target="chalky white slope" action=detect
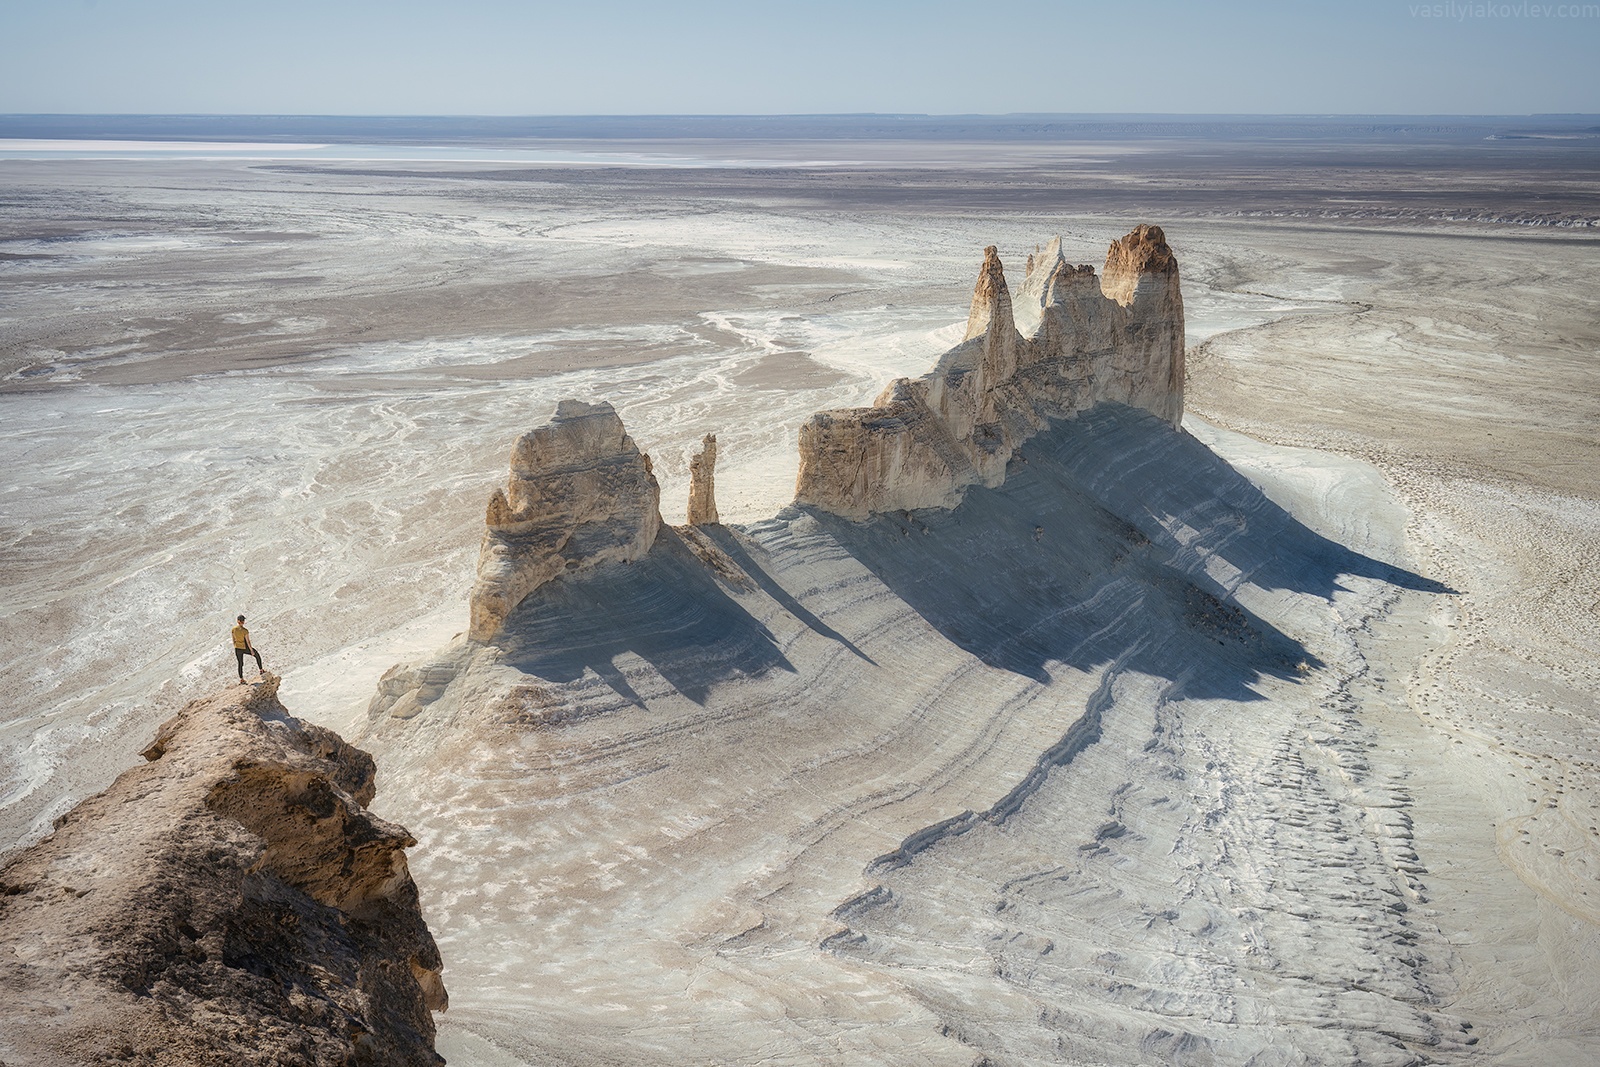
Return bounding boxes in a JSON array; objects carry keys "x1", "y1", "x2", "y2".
[{"x1": 358, "y1": 237, "x2": 1470, "y2": 1066}]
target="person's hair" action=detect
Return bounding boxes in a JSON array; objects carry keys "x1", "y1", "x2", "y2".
[{"x1": 237, "y1": 615, "x2": 245, "y2": 622}]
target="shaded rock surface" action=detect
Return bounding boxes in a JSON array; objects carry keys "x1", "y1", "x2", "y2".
[
  {"x1": 468, "y1": 398, "x2": 662, "y2": 642},
  {"x1": 795, "y1": 225, "x2": 1184, "y2": 518},
  {"x1": 0, "y1": 676, "x2": 446, "y2": 1067}
]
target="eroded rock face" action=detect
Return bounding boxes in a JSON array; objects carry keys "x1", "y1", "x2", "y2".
[
  {"x1": 0, "y1": 676, "x2": 446, "y2": 1067},
  {"x1": 687, "y1": 433, "x2": 720, "y2": 526},
  {"x1": 795, "y1": 225, "x2": 1185, "y2": 519},
  {"x1": 1099, "y1": 223, "x2": 1185, "y2": 419},
  {"x1": 469, "y1": 398, "x2": 663, "y2": 641}
]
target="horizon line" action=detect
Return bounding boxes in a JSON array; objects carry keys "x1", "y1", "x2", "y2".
[{"x1": 4, "y1": 111, "x2": 1600, "y2": 121}]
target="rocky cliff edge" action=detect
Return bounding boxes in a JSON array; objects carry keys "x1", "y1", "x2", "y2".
[{"x1": 0, "y1": 676, "x2": 447, "y2": 1067}]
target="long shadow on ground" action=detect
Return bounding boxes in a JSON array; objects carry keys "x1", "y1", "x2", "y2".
[
  {"x1": 499, "y1": 528, "x2": 795, "y2": 705},
  {"x1": 498, "y1": 405, "x2": 1453, "y2": 708},
  {"x1": 800, "y1": 405, "x2": 1454, "y2": 698}
]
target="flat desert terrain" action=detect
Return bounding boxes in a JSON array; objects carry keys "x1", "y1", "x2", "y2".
[{"x1": 2, "y1": 120, "x2": 1597, "y2": 1064}]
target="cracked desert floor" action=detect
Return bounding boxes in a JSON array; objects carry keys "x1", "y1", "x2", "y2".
[{"x1": 2, "y1": 124, "x2": 1598, "y2": 1065}]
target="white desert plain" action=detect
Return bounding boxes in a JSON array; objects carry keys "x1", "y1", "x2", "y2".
[{"x1": 1, "y1": 116, "x2": 1598, "y2": 1066}]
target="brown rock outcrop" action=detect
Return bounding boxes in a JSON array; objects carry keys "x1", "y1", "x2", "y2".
[
  {"x1": 469, "y1": 399, "x2": 663, "y2": 641},
  {"x1": 0, "y1": 676, "x2": 446, "y2": 1067},
  {"x1": 687, "y1": 433, "x2": 720, "y2": 526},
  {"x1": 794, "y1": 225, "x2": 1185, "y2": 519}
]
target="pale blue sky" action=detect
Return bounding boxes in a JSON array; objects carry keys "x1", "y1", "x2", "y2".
[{"x1": 1, "y1": 0, "x2": 1595, "y2": 115}]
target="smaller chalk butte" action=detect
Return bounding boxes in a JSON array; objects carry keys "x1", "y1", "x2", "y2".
[
  {"x1": 470, "y1": 398, "x2": 663, "y2": 642},
  {"x1": 795, "y1": 226, "x2": 1185, "y2": 520},
  {"x1": 0, "y1": 675, "x2": 446, "y2": 1067}
]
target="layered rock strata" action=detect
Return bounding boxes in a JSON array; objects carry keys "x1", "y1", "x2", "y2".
[
  {"x1": 469, "y1": 398, "x2": 663, "y2": 641},
  {"x1": 687, "y1": 433, "x2": 720, "y2": 526},
  {"x1": 0, "y1": 676, "x2": 446, "y2": 1067},
  {"x1": 795, "y1": 224, "x2": 1184, "y2": 519}
]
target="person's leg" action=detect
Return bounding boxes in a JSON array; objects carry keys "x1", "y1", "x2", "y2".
[
  {"x1": 251, "y1": 649, "x2": 264, "y2": 676},
  {"x1": 235, "y1": 647, "x2": 246, "y2": 681}
]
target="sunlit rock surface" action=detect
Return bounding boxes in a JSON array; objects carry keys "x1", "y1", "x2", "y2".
[
  {"x1": 794, "y1": 225, "x2": 1185, "y2": 519},
  {"x1": 468, "y1": 399, "x2": 663, "y2": 642},
  {"x1": 687, "y1": 433, "x2": 720, "y2": 526},
  {"x1": 0, "y1": 676, "x2": 446, "y2": 1067}
]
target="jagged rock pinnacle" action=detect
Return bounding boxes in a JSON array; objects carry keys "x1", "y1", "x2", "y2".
[
  {"x1": 963, "y1": 245, "x2": 1012, "y2": 342},
  {"x1": 688, "y1": 433, "x2": 720, "y2": 526},
  {"x1": 795, "y1": 225, "x2": 1185, "y2": 519}
]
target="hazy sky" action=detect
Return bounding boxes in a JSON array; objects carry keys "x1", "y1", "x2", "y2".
[{"x1": 1, "y1": 0, "x2": 1596, "y2": 115}]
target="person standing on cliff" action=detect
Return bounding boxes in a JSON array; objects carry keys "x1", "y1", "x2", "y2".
[{"x1": 232, "y1": 615, "x2": 265, "y2": 684}]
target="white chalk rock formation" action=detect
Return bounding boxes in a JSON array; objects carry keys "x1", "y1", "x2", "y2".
[
  {"x1": 795, "y1": 225, "x2": 1185, "y2": 519},
  {"x1": 468, "y1": 399, "x2": 662, "y2": 642},
  {"x1": 687, "y1": 433, "x2": 720, "y2": 526}
]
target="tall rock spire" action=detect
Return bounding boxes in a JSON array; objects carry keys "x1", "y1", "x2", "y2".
[{"x1": 687, "y1": 433, "x2": 720, "y2": 526}]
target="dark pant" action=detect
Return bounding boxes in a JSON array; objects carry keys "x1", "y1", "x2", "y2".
[{"x1": 235, "y1": 646, "x2": 263, "y2": 678}]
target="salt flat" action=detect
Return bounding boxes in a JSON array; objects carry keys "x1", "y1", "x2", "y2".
[{"x1": 2, "y1": 124, "x2": 1598, "y2": 1064}]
